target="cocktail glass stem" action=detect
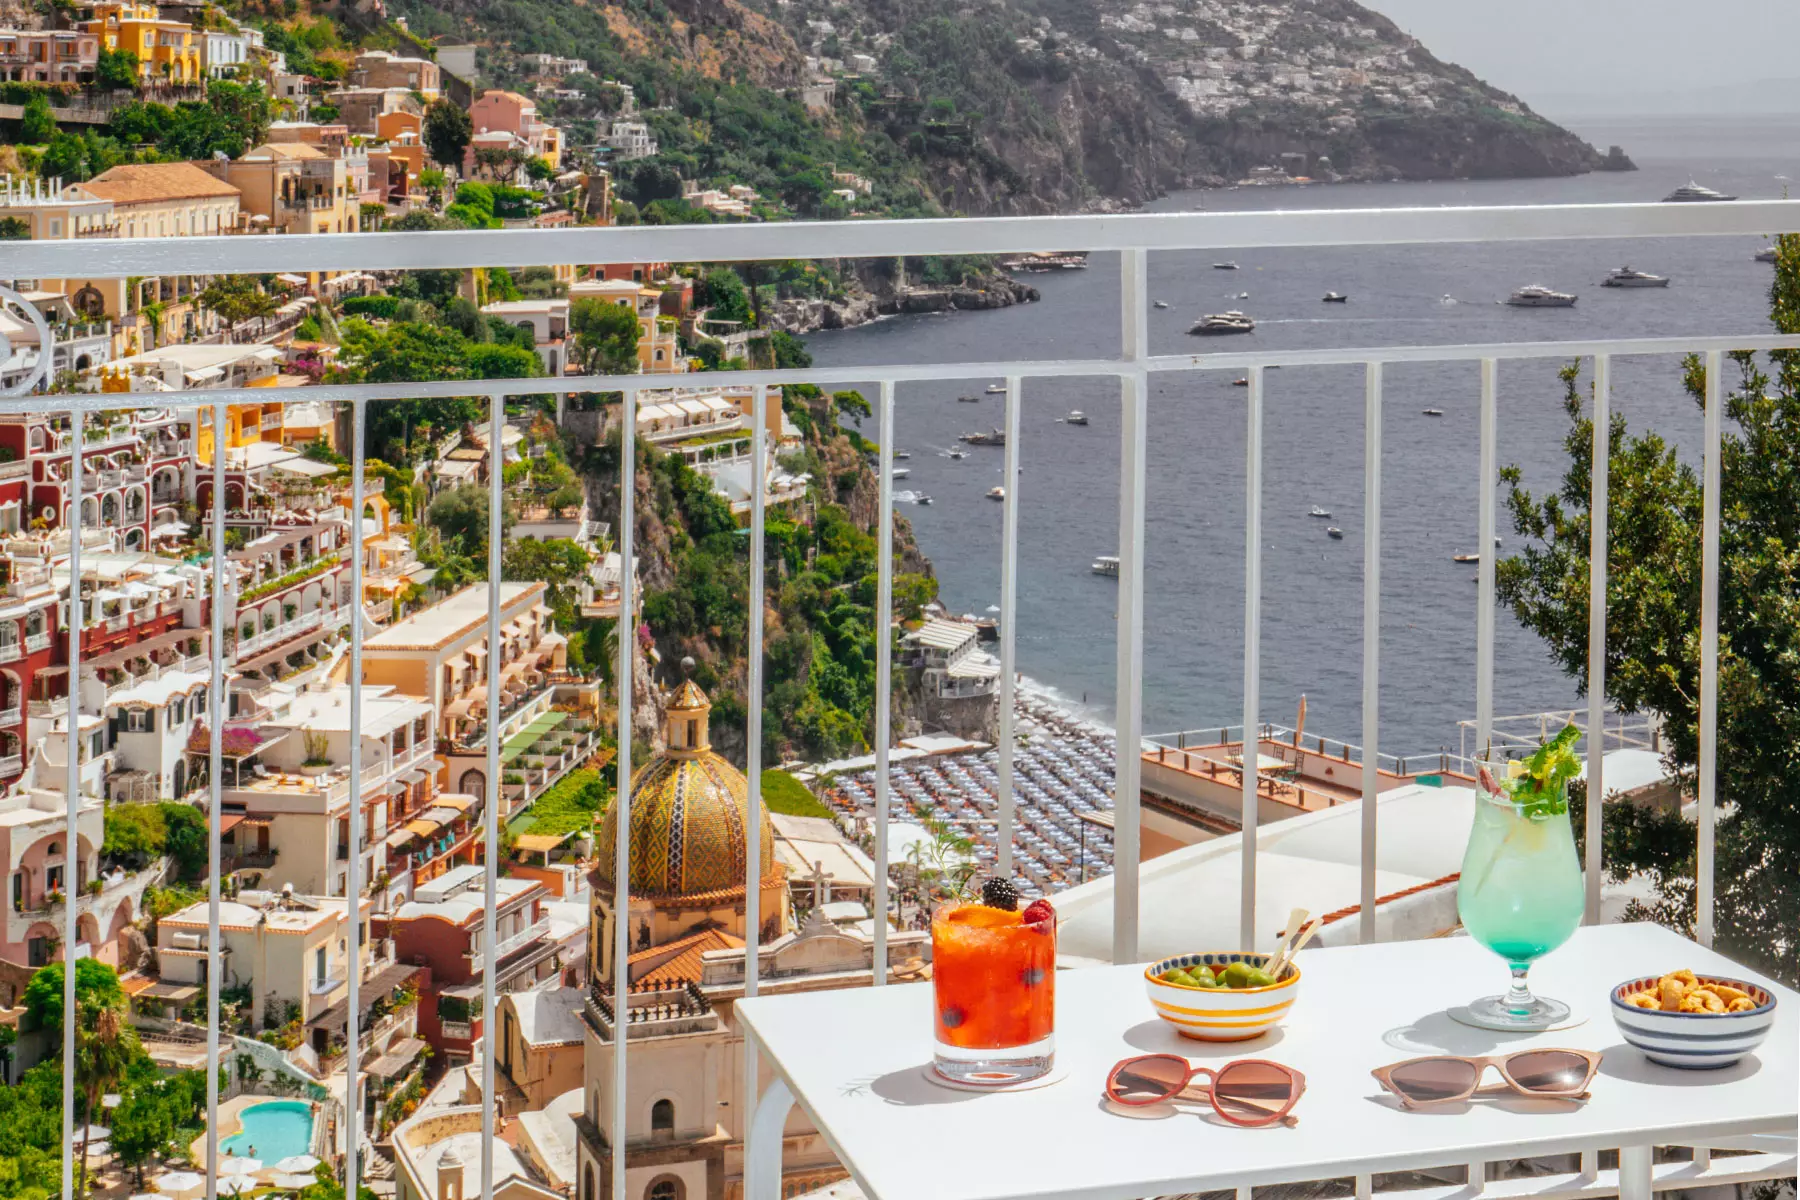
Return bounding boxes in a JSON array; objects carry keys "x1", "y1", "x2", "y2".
[{"x1": 1503, "y1": 964, "x2": 1535, "y2": 1015}]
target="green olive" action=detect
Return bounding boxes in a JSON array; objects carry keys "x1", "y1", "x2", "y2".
[
  {"x1": 1219, "y1": 962, "x2": 1256, "y2": 988},
  {"x1": 1240, "y1": 968, "x2": 1279, "y2": 989},
  {"x1": 1159, "y1": 968, "x2": 1188, "y2": 984}
]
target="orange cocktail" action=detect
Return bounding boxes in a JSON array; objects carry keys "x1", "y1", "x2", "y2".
[{"x1": 931, "y1": 900, "x2": 1055, "y2": 1085}]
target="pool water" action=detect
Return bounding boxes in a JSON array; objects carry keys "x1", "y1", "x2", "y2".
[{"x1": 221, "y1": 1100, "x2": 315, "y2": 1162}]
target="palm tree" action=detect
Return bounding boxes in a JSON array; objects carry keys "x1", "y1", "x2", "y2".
[{"x1": 76, "y1": 1003, "x2": 140, "y2": 1199}]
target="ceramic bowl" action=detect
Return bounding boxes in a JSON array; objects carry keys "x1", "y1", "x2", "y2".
[
  {"x1": 1143, "y1": 951, "x2": 1299, "y2": 1042},
  {"x1": 1610, "y1": 974, "x2": 1776, "y2": 1069}
]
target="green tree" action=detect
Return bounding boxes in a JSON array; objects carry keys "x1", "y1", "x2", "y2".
[
  {"x1": 95, "y1": 47, "x2": 140, "y2": 91},
  {"x1": 110, "y1": 1085, "x2": 173, "y2": 1186},
  {"x1": 569, "y1": 297, "x2": 641, "y2": 374},
  {"x1": 423, "y1": 98, "x2": 473, "y2": 169},
  {"x1": 198, "y1": 275, "x2": 268, "y2": 340},
  {"x1": 343, "y1": 321, "x2": 473, "y2": 385},
  {"x1": 76, "y1": 1005, "x2": 139, "y2": 1197},
  {"x1": 0, "y1": 217, "x2": 27, "y2": 240},
  {"x1": 24, "y1": 958, "x2": 127, "y2": 1032},
  {"x1": 427, "y1": 485, "x2": 494, "y2": 557},
  {"x1": 18, "y1": 93, "x2": 54, "y2": 144},
  {"x1": 1497, "y1": 233, "x2": 1800, "y2": 983}
]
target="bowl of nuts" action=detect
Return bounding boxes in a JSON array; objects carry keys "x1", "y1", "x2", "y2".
[{"x1": 1611, "y1": 969, "x2": 1776, "y2": 1069}]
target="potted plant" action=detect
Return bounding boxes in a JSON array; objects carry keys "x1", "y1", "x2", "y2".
[{"x1": 299, "y1": 727, "x2": 332, "y2": 776}]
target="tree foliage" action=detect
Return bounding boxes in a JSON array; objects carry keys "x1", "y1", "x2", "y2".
[
  {"x1": 1497, "y1": 233, "x2": 1800, "y2": 983},
  {"x1": 423, "y1": 98, "x2": 473, "y2": 168},
  {"x1": 569, "y1": 298, "x2": 641, "y2": 375}
]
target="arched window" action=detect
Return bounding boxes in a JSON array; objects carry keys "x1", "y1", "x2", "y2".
[
  {"x1": 581, "y1": 1168, "x2": 594, "y2": 1200},
  {"x1": 646, "y1": 1180, "x2": 680, "y2": 1200},
  {"x1": 650, "y1": 1098, "x2": 674, "y2": 1133}
]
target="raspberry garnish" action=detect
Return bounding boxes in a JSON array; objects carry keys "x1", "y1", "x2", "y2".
[{"x1": 1021, "y1": 898, "x2": 1055, "y2": 926}]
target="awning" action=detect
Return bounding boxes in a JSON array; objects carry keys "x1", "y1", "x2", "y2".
[
  {"x1": 419, "y1": 806, "x2": 460, "y2": 825},
  {"x1": 219, "y1": 814, "x2": 246, "y2": 834},
  {"x1": 435, "y1": 794, "x2": 476, "y2": 811},
  {"x1": 366, "y1": 1037, "x2": 426, "y2": 1080},
  {"x1": 515, "y1": 831, "x2": 573, "y2": 853},
  {"x1": 305, "y1": 963, "x2": 421, "y2": 1033},
  {"x1": 277, "y1": 272, "x2": 307, "y2": 286},
  {"x1": 404, "y1": 817, "x2": 441, "y2": 837},
  {"x1": 384, "y1": 829, "x2": 415, "y2": 849},
  {"x1": 399, "y1": 769, "x2": 428, "y2": 785},
  {"x1": 138, "y1": 982, "x2": 199, "y2": 1002}
]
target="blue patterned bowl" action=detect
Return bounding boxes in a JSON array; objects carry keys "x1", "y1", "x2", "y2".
[{"x1": 1610, "y1": 974, "x2": 1776, "y2": 1069}]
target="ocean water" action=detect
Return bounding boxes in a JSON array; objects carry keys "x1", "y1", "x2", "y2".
[{"x1": 800, "y1": 116, "x2": 1800, "y2": 755}]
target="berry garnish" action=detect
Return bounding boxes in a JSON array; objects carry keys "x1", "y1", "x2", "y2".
[
  {"x1": 979, "y1": 878, "x2": 1018, "y2": 911},
  {"x1": 1021, "y1": 899, "x2": 1055, "y2": 926},
  {"x1": 940, "y1": 1006, "x2": 966, "y2": 1029},
  {"x1": 1019, "y1": 966, "x2": 1046, "y2": 987}
]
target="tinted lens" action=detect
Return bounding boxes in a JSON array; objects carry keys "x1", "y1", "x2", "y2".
[
  {"x1": 1386, "y1": 1059, "x2": 1480, "y2": 1102},
  {"x1": 1108, "y1": 1055, "x2": 1188, "y2": 1103},
  {"x1": 1506, "y1": 1051, "x2": 1591, "y2": 1093},
  {"x1": 1213, "y1": 1062, "x2": 1296, "y2": 1123}
]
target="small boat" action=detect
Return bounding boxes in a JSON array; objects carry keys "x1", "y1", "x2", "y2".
[
  {"x1": 1091, "y1": 555, "x2": 1120, "y2": 577},
  {"x1": 1505, "y1": 285, "x2": 1577, "y2": 308},
  {"x1": 961, "y1": 428, "x2": 1006, "y2": 446},
  {"x1": 1322, "y1": 292, "x2": 1348, "y2": 302},
  {"x1": 891, "y1": 467, "x2": 910, "y2": 480},
  {"x1": 1326, "y1": 527, "x2": 1344, "y2": 540},
  {"x1": 1439, "y1": 294, "x2": 1457, "y2": 305},
  {"x1": 917, "y1": 494, "x2": 933, "y2": 506},
  {"x1": 986, "y1": 486, "x2": 1006, "y2": 501},
  {"x1": 1188, "y1": 311, "x2": 1256, "y2": 336},
  {"x1": 1065, "y1": 410, "x2": 1089, "y2": 425},
  {"x1": 1214, "y1": 261, "x2": 1240, "y2": 270},
  {"x1": 1755, "y1": 247, "x2": 1779, "y2": 263},
  {"x1": 1231, "y1": 377, "x2": 1249, "y2": 387},
  {"x1": 957, "y1": 394, "x2": 982, "y2": 403},
  {"x1": 947, "y1": 447, "x2": 967, "y2": 459},
  {"x1": 1663, "y1": 180, "x2": 1736, "y2": 203},
  {"x1": 1601, "y1": 266, "x2": 1670, "y2": 288},
  {"x1": 894, "y1": 449, "x2": 911, "y2": 459},
  {"x1": 1422, "y1": 408, "x2": 1444, "y2": 417},
  {"x1": 1452, "y1": 552, "x2": 1480, "y2": 564},
  {"x1": 985, "y1": 383, "x2": 1007, "y2": 394},
  {"x1": 1308, "y1": 506, "x2": 1331, "y2": 519},
  {"x1": 1235, "y1": 291, "x2": 1251, "y2": 300},
  {"x1": 1153, "y1": 300, "x2": 1170, "y2": 309}
]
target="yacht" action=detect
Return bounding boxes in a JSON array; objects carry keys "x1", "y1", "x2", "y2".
[
  {"x1": 1091, "y1": 555, "x2": 1120, "y2": 577},
  {"x1": 961, "y1": 428, "x2": 1006, "y2": 446},
  {"x1": 1153, "y1": 300, "x2": 1170, "y2": 309},
  {"x1": 1214, "y1": 261, "x2": 1240, "y2": 270},
  {"x1": 1452, "y1": 552, "x2": 1481, "y2": 564},
  {"x1": 916, "y1": 494, "x2": 934, "y2": 506},
  {"x1": 1065, "y1": 410, "x2": 1089, "y2": 425},
  {"x1": 985, "y1": 383, "x2": 1007, "y2": 394},
  {"x1": 1756, "y1": 247, "x2": 1779, "y2": 263},
  {"x1": 1322, "y1": 292, "x2": 1348, "y2": 303},
  {"x1": 986, "y1": 486, "x2": 1006, "y2": 501},
  {"x1": 1308, "y1": 506, "x2": 1331, "y2": 519},
  {"x1": 1422, "y1": 408, "x2": 1444, "y2": 417},
  {"x1": 891, "y1": 467, "x2": 910, "y2": 480},
  {"x1": 1231, "y1": 377, "x2": 1249, "y2": 387},
  {"x1": 1601, "y1": 266, "x2": 1669, "y2": 288},
  {"x1": 1188, "y1": 310, "x2": 1256, "y2": 335},
  {"x1": 1505, "y1": 285, "x2": 1577, "y2": 308},
  {"x1": 1326, "y1": 527, "x2": 1344, "y2": 540},
  {"x1": 957, "y1": 393, "x2": 982, "y2": 402},
  {"x1": 947, "y1": 447, "x2": 968, "y2": 459},
  {"x1": 1663, "y1": 180, "x2": 1736, "y2": 202}
]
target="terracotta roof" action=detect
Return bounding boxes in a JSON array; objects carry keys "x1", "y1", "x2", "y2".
[
  {"x1": 628, "y1": 926, "x2": 743, "y2": 987},
  {"x1": 252, "y1": 142, "x2": 329, "y2": 160},
  {"x1": 84, "y1": 162, "x2": 241, "y2": 206}
]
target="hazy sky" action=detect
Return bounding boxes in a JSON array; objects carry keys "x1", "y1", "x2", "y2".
[{"x1": 1359, "y1": 0, "x2": 1800, "y2": 104}]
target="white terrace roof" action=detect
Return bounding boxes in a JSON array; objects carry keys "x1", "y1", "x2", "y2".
[{"x1": 908, "y1": 618, "x2": 976, "y2": 652}]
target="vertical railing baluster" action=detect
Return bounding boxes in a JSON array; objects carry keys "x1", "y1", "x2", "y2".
[
  {"x1": 744, "y1": 382, "x2": 766, "y2": 1115},
  {"x1": 1585, "y1": 356, "x2": 1610, "y2": 924},
  {"x1": 1240, "y1": 365, "x2": 1264, "y2": 952},
  {"x1": 481, "y1": 392, "x2": 503, "y2": 1200},
  {"x1": 1475, "y1": 359, "x2": 1498, "y2": 751},
  {"x1": 61, "y1": 407, "x2": 83, "y2": 1200},
  {"x1": 1697, "y1": 350, "x2": 1722, "y2": 948},
  {"x1": 205, "y1": 402, "x2": 225, "y2": 1200},
  {"x1": 1359, "y1": 362, "x2": 1382, "y2": 944},
  {"x1": 345, "y1": 397, "x2": 366, "y2": 1192},
  {"x1": 611, "y1": 385, "x2": 637, "y2": 1200},
  {"x1": 872, "y1": 381, "x2": 894, "y2": 979},
  {"x1": 1113, "y1": 248, "x2": 1148, "y2": 966},
  {"x1": 997, "y1": 376, "x2": 1021, "y2": 878}
]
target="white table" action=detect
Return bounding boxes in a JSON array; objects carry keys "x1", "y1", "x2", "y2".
[{"x1": 737, "y1": 924, "x2": 1797, "y2": 1200}]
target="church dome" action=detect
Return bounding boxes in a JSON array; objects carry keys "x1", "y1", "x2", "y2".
[{"x1": 594, "y1": 678, "x2": 775, "y2": 901}]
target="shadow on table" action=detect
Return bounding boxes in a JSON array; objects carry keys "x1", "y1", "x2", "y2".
[
  {"x1": 1362, "y1": 1088, "x2": 1593, "y2": 1117},
  {"x1": 1122, "y1": 1019, "x2": 1287, "y2": 1057},
  {"x1": 1596, "y1": 1044, "x2": 1762, "y2": 1086},
  {"x1": 866, "y1": 1066, "x2": 985, "y2": 1106},
  {"x1": 1380, "y1": 1010, "x2": 1558, "y2": 1057},
  {"x1": 1098, "y1": 1095, "x2": 1298, "y2": 1130}
]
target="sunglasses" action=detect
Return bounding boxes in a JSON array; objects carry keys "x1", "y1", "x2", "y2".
[
  {"x1": 1105, "y1": 1054, "x2": 1306, "y2": 1127},
  {"x1": 1371, "y1": 1049, "x2": 1601, "y2": 1109}
]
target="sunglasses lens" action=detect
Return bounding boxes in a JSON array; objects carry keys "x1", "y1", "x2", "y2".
[
  {"x1": 1108, "y1": 1056, "x2": 1187, "y2": 1103},
  {"x1": 1507, "y1": 1051, "x2": 1590, "y2": 1092},
  {"x1": 1213, "y1": 1062, "x2": 1296, "y2": 1123},
  {"x1": 1387, "y1": 1059, "x2": 1480, "y2": 1102}
]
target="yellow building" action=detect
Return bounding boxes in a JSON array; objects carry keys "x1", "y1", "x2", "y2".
[
  {"x1": 195, "y1": 400, "x2": 286, "y2": 464},
  {"x1": 199, "y1": 142, "x2": 361, "y2": 237},
  {"x1": 85, "y1": 1, "x2": 201, "y2": 84},
  {"x1": 567, "y1": 279, "x2": 687, "y2": 374}
]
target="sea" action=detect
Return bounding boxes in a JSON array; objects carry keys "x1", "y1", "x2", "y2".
[{"x1": 800, "y1": 115, "x2": 1800, "y2": 757}]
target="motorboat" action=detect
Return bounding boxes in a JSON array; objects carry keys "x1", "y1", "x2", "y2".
[
  {"x1": 1308, "y1": 506, "x2": 1331, "y2": 518},
  {"x1": 986, "y1": 486, "x2": 1006, "y2": 501},
  {"x1": 1322, "y1": 292, "x2": 1348, "y2": 302},
  {"x1": 961, "y1": 428, "x2": 1006, "y2": 446},
  {"x1": 891, "y1": 466, "x2": 911, "y2": 480},
  {"x1": 1065, "y1": 410, "x2": 1089, "y2": 425},
  {"x1": 1422, "y1": 408, "x2": 1444, "y2": 417},
  {"x1": 1214, "y1": 261, "x2": 1240, "y2": 270},
  {"x1": 957, "y1": 394, "x2": 982, "y2": 402},
  {"x1": 1188, "y1": 310, "x2": 1256, "y2": 335},
  {"x1": 1756, "y1": 247, "x2": 1779, "y2": 263},
  {"x1": 1235, "y1": 291, "x2": 1251, "y2": 300},
  {"x1": 1452, "y1": 552, "x2": 1480, "y2": 564},
  {"x1": 1663, "y1": 180, "x2": 1736, "y2": 202},
  {"x1": 917, "y1": 494, "x2": 933, "y2": 506},
  {"x1": 894, "y1": 449, "x2": 911, "y2": 459},
  {"x1": 1326, "y1": 527, "x2": 1344, "y2": 540},
  {"x1": 1232, "y1": 377, "x2": 1249, "y2": 386},
  {"x1": 1504, "y1": 285, "x2": 1577, "y2": 308},
  {"x1": 947, "y1": 447, "x2": 968, "y2": 459},
  {"x1": 1601, "y1": 266, "x2": 1669, "y2": 288},
  {"x1": 1091, "y1": 555, "x2": 1120, "y2": 577},
  {"x1": 986, "y1": 383, "x2": 1007, "y2": 394},
  {"x1": 1153, "y1": 300, "x2": 1170, "y2": 309}
]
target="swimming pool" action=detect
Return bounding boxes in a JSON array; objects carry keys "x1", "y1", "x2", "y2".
[{"x1": 221, "y1": 1100, "x2": 315, "y2": 1162}]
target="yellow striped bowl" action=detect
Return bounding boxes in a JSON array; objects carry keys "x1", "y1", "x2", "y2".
[{"x1": 1144, "y1": 952, "x2": 1301, "y2": 1042}]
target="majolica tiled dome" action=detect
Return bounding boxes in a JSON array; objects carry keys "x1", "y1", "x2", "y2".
[{"x1": 594, "y1": 678, "x2": 774, "y2": 900}]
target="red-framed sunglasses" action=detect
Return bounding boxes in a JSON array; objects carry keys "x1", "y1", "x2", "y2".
[{"x1": 1104, "y1": 1054, "x2": 1306, "y2": 1127}]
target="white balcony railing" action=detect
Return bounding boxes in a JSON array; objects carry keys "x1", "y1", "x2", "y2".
[
  {"x1": 466, "y1": 914, "x2": 550, "y2": 974},
  {"x1": 10, "y1": 199, "x2": 1800, "y2": 1200},
  {"x1": 25, "y1": 632, "x2": 51, "y2": 652}
]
